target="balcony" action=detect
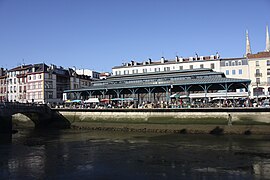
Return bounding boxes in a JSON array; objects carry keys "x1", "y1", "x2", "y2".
[{"x1": 254, "y1": 73, "x2": 262, "y2": 77}]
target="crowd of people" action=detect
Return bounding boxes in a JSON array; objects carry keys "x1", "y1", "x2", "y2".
[{"x1": 55, "y1": 97, "x2": 270, "y2": 109}]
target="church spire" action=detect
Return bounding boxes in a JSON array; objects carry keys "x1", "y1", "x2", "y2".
[
  {"x1": 246, "y1": 30, "x2": 252, "y2": 55},
  {"x1": 266, "y1": 25, "x2": 270, "y2": 52}
]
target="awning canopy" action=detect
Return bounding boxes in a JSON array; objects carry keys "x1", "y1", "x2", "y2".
[
  {"x1": 84, "y1": 98, "x2": 99, "y2": 103},
  {"x1": 170, "y1": 93, "x2": 181, "y2": 98},
  {"x1": 111, "y1": 98, "x2": 138, "y2": 101},
  {"x1": 71, "y1": 99, "x2": 81, "y2": 103}
]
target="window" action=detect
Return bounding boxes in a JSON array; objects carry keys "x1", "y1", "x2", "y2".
[
  {"x1": 179, "y1": 66, "x2": 183, "y2": 70},
  {"x1": 231, "y1": 61, "x2": 235, "y2": 66},
  {"x1": 154, "y1": 68, "x2": 160, "y2": 72},
  {"x1": 210, "y1": 63, "x2": 215, "y2": 69},
  {"x1": 256, "y1": 78, "x2": 260, "y2": 84},
  {"x1": 268, "y1": 77, "x2": 270, "y2": 84},
  {"x1": 190, "y1": 65, "x2": 193, "y2": 69},
  {"x1": 45, "y1": 81, "x2": 53, "y2": 89},
  {"x1": 267, "y1": 68, "x2": 270, "y2": 75},
  {"x1": 256, "y1": 61, "x2": 259, "y2": 66},
  {"x1": 200, "y1": 64, "x2": 204, "y2": 68},
  {"x1": 226, "y1": 70, "x2": 229, "y2": 75},
  {"x1": 28, "y1": 76, "x2": 31, "y2": 80},
  {"x1": 38, "y1": 92, "x2": 42, "y2": 99},
  {"x1": 232, "y1": 70, "x2": 236, "y2": 75},
  {"x1": 39, "y1": 75, "x2": 42, "y2": 79},
  {"x1": 38, "y1": 82, "x2": 42, "y2": 89},
  {"x1": 164, "y1": 67, "x2": 170, "y2": 71},
  {"x1": 256, "y1": 69, "x2": 260, "y2": 74},
  {"x1": 33, "y1": 75, "x2": 36, "y2": 80},
  {"x1": 143, "y1": 69, "x2": 147, "y2": 73},
  {"x1": 124, "y1": 70, "x2": 129, "y2": 75},
  {"x1": 46, "y1": 91, "x2": 53, "y2": 99},
  {"x1": 239, "y1": 69, "x2": 243, "y2": 75},
  {"x1": 238, "y1": 60, "x2": 242, "y2": 66},
  {"x1": 267, "y1": 60, "x2": 270, "y2": 66},
  {"x1": 225, "y1": 61, "x2": 229, "y2": 66},
  {"x1": 132, "y1": 69, "x2": 138, "y2": 74}
]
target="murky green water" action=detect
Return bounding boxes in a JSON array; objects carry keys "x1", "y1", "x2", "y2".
[{"x1": 1, "y1": 128, "x2": 270, "y2": 179}]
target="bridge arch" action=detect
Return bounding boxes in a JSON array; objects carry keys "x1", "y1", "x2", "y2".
[{"x1": 0, "y1": 103, "x2": 70, "y2": 133}]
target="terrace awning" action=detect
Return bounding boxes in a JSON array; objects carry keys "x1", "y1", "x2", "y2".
[{"x1": 84, "y1": 98, "x2": 99, "y2": 103}]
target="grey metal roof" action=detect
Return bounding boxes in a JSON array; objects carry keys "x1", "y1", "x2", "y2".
[
  {"x1": 64, "y1": 76, "x2": 250, "y2": 93},
  {"x1": 97, "y1": 69, "x2": 224, "y2": 83}
]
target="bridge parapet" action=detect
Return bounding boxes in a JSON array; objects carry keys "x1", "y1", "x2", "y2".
[{"x1": 0, "y1": 102, "x2": 49, "y2": 115}]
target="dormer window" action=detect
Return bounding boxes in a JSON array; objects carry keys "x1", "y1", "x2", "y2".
[
  {"x1": 231, "y1": 61, "x2": 235, "y2": 66},
  {"x1": 238, "y1": 60, "x2": 242, "y2": 66},
  {"x1": 225, "y1": 61, "x2": 229, "y2": 66}
]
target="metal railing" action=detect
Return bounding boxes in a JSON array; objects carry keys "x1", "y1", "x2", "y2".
[{"x1": 254, "y1": 73, "x2": 262, "y2": 77}]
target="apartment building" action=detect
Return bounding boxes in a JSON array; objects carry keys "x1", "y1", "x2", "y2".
[
  {"x1": 0, "y1": 68, "x2": 7, "y2": 102},
  {"x1": 4, "y1": 63, "x2": 95, "y2": 104}
]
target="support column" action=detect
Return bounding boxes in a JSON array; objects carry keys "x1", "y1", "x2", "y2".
[
  {"x1": 128, "y1": 88, "x2": 138, "y2": 99},
  {"x1": 86, "y1": 91, "x2": 93, "y2": 98},
  {"x1": 100, "y1": 89, "x2": 108, "y2": 99},
  {"x1": 179, "y1": 85, "x2": 192, "y2": 96},
  {"x1": 161, "y1": 86, "x2": 169, "y2": 104},
  {"x1": 144, "y1": 87, "x2": 155, "y2": 102},
  {"x1": 113, "y1": 89, "x2": 123, "y2": 98},
  {"x1": 219, "y1": 83, "x2": 233, "y2": 100},
  {"x1": 74, "y1": 92, "x2": 82, "y2": 100}
]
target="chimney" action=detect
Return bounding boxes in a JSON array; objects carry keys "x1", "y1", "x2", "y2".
[
  {"x1": 179, "y1": 57, "x2": 183, "y2": 62},
  {"x1": 175, "y1": 56, "x2": 179, "y2": 62},
  {"x1": 161, "y1": 57, "x2": 165, "y2": 63},
  {"x1": 200, "y1": 56, "x2": 204, "y2": 60},
  {"x1": 148, "y1": 58, "x2": 152, "y2": 64},
  {"x1": 216, "y1": 52, "x2": 220, "y2": 59}
]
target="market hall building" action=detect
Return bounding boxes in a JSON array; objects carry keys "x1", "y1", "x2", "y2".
[{"x1": 63, "y1": 68, "x2": 251, "y2": 106}]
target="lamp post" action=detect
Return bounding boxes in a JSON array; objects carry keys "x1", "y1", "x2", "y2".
[
  {"x1": 256, "y1": 82, "x2": 259, "y2": 105},
  {"x1": 5, "y1": 73, "x2": 8, "y2": 102}
]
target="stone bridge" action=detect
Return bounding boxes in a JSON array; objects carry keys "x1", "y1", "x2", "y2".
[{"x1": 0, "y1": 103, "x2": 70, "y2": 133}]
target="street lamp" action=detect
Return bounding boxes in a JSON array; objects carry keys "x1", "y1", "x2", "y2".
[
  {"x1": 256, "y1": 82, "x2": 259, "y2": 104},
  {"x1": 5, "y1": 72, "x2": 8, "y2": 102}
]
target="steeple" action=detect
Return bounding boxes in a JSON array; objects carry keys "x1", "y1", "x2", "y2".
[
  {"x1": 266, "y1": 25, "x2": 270, "y2": 52},
  {"x1": 246, "y1": 30, "x2": 252, "y2": 55}
]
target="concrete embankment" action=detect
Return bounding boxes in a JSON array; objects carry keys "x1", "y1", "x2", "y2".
[{"x1": 55, "y1": 108, "x2": 270, "y2": 135}]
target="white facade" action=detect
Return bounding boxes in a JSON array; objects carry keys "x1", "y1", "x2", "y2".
[
  {"x1": 76, "y1": 69, "x2": 100, "y2": 80},
  {"x1": 112, "y1": 52, "x2": 270, "y2": 98},
  {"x1": 247, "y1": 52, "x2": 270, "y2": 97},
  {"x1": 7, "y1": 66, "x2": 30, "y2": 103},
  {"x1": 112, "y1": 55, "x2": 221, "y2": 76}
]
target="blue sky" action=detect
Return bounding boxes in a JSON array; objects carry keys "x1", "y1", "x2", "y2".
[{"x1": 0, "y1": 0, "x2": 269, "y2": 72}]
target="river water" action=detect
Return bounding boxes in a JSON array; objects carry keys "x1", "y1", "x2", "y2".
[{"x1": 1, "y1": 128, "x2": 270, "y2": 179}]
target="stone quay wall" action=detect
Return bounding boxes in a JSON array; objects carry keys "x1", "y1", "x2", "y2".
[{"x1": 55, "y1": 108, "x2": 270, "y2": 135}]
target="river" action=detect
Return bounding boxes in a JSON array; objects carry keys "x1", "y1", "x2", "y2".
[{"x1": 1, "y1": 128, "x2": 270, "y2": 179}]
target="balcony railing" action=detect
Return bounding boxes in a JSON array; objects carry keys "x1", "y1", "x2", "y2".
[
  {"x1": 251, "y1": 82, "x2": 270, "y2": 86},
  {"x1": 254, "y1": 73, "x2": 262, "y2": 77}
]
